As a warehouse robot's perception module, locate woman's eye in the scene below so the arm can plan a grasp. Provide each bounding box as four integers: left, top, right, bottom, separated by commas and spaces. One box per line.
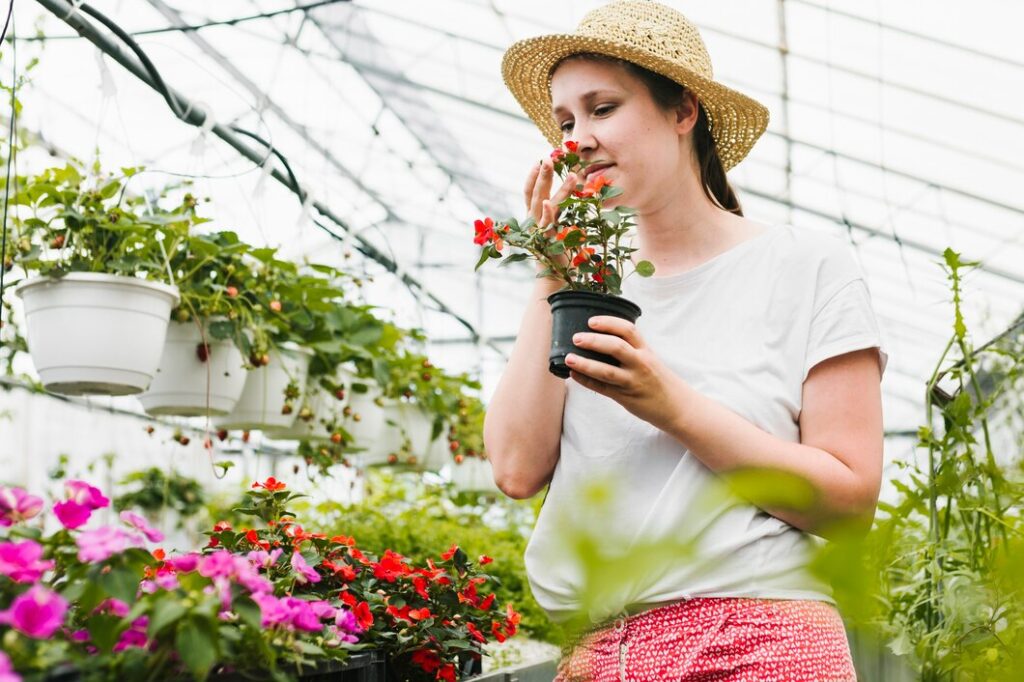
595, 105, 615, 116
559, 121, 574, 133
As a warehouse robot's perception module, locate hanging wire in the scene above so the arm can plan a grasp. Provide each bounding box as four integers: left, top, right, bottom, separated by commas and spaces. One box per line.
0, 0, 16, 345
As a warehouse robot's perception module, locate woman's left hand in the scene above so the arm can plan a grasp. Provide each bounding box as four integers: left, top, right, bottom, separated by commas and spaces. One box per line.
566, 315, 685, 430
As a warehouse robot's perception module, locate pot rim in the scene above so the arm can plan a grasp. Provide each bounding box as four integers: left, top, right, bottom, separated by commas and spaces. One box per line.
13, 271, 180, 302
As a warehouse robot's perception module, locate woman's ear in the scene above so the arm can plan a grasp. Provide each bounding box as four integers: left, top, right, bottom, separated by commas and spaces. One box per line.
673, 90, 700, 135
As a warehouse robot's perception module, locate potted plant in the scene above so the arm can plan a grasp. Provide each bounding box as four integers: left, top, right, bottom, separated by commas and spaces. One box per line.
473, 141, 654, 378
6, 162, 190, 395
138, 230, 258, 417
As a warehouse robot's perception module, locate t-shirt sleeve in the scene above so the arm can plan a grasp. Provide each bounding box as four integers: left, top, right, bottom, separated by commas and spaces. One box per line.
802, 245, 888, 382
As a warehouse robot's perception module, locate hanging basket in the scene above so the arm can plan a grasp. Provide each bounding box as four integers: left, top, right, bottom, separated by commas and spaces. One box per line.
365, 402, 446, 470
14, 273, 180, 396
213, 345, 313, 431
138, 320, 247, 416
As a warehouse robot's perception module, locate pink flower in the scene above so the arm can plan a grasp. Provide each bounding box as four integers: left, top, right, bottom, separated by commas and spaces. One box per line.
166, 553, 199, 573
94, 598, 130, 618
0, 585, 68, 639
290, 552, 321, 584
119, 511, 164, 543
64, 480, 110, 510
154, 572, 180, 591
53, 500, 92, 530
0, 486, 43, 527
0, 540, 54, 583
75, 526, 141, 562
335, 608, 362, 637
247, 548, 283, 570
0, 650, 20, 682
198, 550, 236, 578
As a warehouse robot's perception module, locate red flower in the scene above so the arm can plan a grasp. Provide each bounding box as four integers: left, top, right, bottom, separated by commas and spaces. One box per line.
413, 576, 430, 600
212, 521, 232, 532
572, 247, 596, 267
331, 534, 355, 546
491, 620, 507, 643
565, 140, 579, 153
252, 477, 286, 492
353, 600, 374, 630
478, 555, 493, 565
466, 622, 487, 643
386, 604, 412, 623
411, 649, 441, 674
339, 590, 357, 607
593, 265, 613, 284
479, 593, 496, 611
458, 582, 479, 607
438, 664, 456, 682
152, 548, 166, 561
373, 550, 411, 583
408, 607, 433, 621
473, 217, 497, 246
505, 603, 522, 637
550, 148, 565, 162
441, 544, 458, 561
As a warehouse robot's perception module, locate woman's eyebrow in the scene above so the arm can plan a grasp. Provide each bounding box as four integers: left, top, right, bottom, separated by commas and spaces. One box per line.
552, 90, 619, 116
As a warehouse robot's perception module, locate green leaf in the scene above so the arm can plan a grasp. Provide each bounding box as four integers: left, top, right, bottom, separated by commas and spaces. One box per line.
634, 260, 655, 277
87, 614, 123, 653
208, 319, 235, 340
474, 248, 492, 272
148, 599, 187, 638
176, 617, 218, 680
234, 596, 262, 630
498, 253, 531, 267
100, 565, 141, 604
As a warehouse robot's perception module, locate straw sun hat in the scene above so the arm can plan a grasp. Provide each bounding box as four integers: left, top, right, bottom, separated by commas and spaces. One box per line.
501, 0, 769, 171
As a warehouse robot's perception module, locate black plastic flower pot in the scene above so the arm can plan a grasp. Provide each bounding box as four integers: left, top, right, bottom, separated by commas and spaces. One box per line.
547, 289, 642, 379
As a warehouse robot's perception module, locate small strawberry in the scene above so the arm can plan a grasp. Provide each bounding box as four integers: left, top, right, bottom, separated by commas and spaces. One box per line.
196, 343, 210, 362
281, 404, 293, 416
217, 429, 228, 441
50, 235, 65, 249
330, 433, 343, 444
387, 453, 398, 465
226, 286, 239, 298
269, 300, 282, 312
241, 430, 251, 443
449, 441, 460, 452
334, 388, 345, 400
454, 454, 464, 464
421, 373, 432, 382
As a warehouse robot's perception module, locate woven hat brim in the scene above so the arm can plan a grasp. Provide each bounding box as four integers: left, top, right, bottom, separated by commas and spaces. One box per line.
502, 34, 769, 172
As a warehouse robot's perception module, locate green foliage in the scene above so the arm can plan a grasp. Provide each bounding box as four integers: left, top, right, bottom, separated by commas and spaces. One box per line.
113, 467, 206, 528
821, 248, 1024, 681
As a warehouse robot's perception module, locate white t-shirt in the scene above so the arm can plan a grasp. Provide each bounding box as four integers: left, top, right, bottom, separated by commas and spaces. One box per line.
524, 224, 889, 624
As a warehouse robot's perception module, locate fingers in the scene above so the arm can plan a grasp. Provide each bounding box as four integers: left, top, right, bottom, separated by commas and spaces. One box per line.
587, 317, 645, 349
529, 159, 555, 224
523, 162, 541, 210
565, 353, 630, 388
571, 331, 635, 362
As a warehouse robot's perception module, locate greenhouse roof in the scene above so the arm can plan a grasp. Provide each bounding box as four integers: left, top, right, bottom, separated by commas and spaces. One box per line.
9, 0, 1024, 442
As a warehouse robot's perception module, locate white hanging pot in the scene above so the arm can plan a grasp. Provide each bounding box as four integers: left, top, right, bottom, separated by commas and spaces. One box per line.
450, 457, 501, 494
213, 344, 313, 431
138, 320, 247, 416
13, 273, 180, 396
345, 379, 389, 465
370, 402, 445, 470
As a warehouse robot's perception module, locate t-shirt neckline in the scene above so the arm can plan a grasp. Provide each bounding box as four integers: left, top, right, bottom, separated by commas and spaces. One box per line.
627, 226, 778, 291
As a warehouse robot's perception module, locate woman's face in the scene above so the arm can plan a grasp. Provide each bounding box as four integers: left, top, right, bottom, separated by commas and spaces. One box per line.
549, 58, 692, 210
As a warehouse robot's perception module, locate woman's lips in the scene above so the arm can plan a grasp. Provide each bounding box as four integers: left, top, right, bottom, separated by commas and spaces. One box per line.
584, 163, 613, 179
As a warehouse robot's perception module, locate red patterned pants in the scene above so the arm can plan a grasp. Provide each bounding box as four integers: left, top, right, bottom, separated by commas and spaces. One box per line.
554, 598, 857, 681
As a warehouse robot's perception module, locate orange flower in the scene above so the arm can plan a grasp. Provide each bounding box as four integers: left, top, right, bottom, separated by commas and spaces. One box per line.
251, 477, 286, 492
572, 247, 595, 267
408, 607, 433, 621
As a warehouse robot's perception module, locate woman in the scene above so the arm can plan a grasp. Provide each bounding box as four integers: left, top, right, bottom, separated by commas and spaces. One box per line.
485, 1, 887, 680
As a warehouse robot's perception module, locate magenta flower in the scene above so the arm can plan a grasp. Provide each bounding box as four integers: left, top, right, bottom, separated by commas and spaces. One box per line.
0, 540, 54, 583
0, 650, 20, 682
53, 500, 92, 530
75, 526, 141, 562
119, 510, 164, 543
287, 598, 323, 632
94, 598, 130, 618
0, 585, 68, 639
252, 593, 291, 628
0, 486, 43, 527
290, 551, 321, 584
166, 553, 199, 573
247, 547, 283, 570
64, 480, 110, 510
198, 550, 236, 579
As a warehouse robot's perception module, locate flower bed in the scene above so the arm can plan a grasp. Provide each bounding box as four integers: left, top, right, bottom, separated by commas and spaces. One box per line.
0, 477, 521, 681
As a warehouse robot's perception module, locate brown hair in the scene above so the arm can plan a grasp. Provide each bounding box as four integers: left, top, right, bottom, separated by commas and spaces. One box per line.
556, 54, 743, 216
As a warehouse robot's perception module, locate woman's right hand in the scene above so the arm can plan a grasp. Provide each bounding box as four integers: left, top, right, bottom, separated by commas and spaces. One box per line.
524, 158, 577, 271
